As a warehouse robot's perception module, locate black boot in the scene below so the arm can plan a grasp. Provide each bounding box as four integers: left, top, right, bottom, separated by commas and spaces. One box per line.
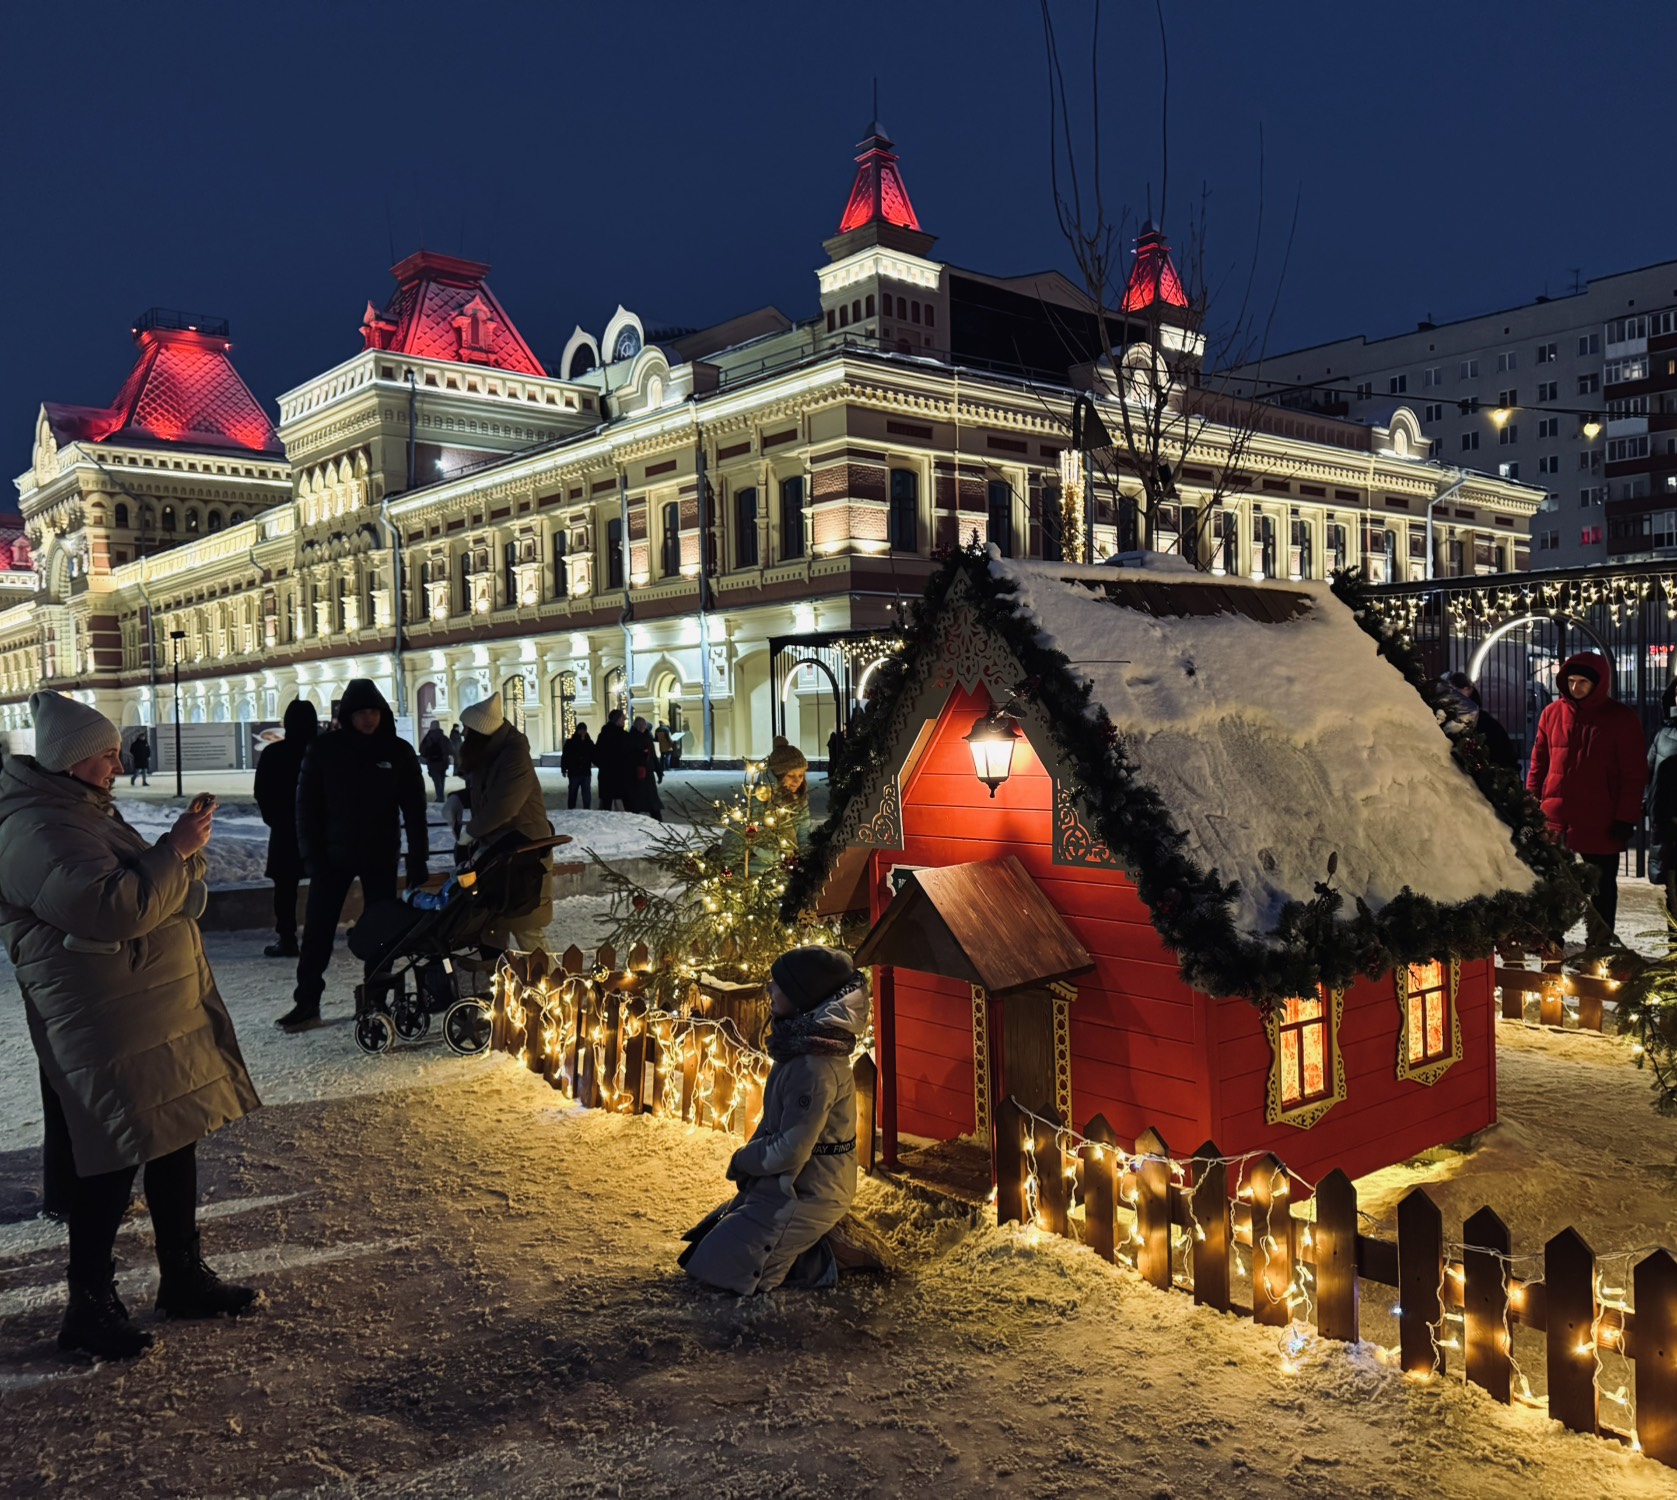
58, 1267, 152, 1359
275, 1002, 322, 1033
263, 936, 299, 959
155, 1234, 258, 1319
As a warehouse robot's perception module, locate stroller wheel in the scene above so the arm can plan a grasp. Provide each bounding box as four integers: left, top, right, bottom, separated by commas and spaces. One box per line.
394, 1002, 431, 1041
443, 998, 494, 1056
354, 1012, 397, 1055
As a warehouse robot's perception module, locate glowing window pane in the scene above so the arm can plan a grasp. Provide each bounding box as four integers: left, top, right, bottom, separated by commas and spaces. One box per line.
1281, 1028, 1302, 1103
1277, 988, 1331, 1106
1408, 991, 1427, 1063
1404, 961, 1450, 1065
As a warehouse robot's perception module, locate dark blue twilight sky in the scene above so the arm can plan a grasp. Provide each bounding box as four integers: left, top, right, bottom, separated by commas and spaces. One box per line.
4, 0, 1675, 480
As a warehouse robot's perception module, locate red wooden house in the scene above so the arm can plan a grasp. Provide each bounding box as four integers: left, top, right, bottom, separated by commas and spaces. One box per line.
789, 551, 1565, 1187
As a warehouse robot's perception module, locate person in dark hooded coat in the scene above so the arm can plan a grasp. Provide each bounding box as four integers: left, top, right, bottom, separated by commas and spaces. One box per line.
594, 708, 631, 811
280, 679, 427, 1031
1527, 651, 1646, 941
680, 946, 869, 1295
253, 698, 318, 959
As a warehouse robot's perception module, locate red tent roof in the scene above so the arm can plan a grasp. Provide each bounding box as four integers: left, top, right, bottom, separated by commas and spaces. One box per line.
837, 123, 921, 235
360, 251, 545, 376
1120, 223, 1190, 314
44, 321, 280, 455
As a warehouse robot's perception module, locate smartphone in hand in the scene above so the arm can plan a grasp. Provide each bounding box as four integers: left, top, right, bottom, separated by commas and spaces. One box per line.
189, 793, 218, 815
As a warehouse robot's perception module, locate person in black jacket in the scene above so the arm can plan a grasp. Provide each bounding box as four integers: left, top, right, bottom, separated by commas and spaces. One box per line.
1440, 672, 1519, 771
626, 715, 664, 821
127, 732, 151, 787
277, 679, 427, 1033
594, 708, 630, 811
560, 722, 594, 809
253, 698, 318, 959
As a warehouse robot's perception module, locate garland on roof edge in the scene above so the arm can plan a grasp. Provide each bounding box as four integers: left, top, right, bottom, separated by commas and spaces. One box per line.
783, 547, 1587, 1006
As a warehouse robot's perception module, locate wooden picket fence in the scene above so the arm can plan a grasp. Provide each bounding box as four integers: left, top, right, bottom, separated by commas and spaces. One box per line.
1495, 945, 1619, 1033
488, 943, 877, 1164
993, 1101, 1677, 1468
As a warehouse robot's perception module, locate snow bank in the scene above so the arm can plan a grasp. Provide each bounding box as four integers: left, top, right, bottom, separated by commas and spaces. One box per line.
993, 557, 1535, 936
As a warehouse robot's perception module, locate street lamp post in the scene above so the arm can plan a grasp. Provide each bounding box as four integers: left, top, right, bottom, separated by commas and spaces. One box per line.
169, 630, 187, 798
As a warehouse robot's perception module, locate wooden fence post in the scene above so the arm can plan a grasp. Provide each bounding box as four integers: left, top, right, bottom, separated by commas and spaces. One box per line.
623, 1000, 648, 1113
1463, 1205, 1512, 1403
995, 1097, 1027, 1227
1082, 1114, 1118, 1264
1250, 1154, 1292, 1328
1191, 1140, 1230, 1313
1313, 1169, 1359, 1343
853, 1054, 878, 1175
1634, 1249, 1677, 1465
1135, 1127, 1172, 1292
1544, 1226, 1598, 1436
1398, 1188, 1445, 1377
1037, 1121, 1071, 1240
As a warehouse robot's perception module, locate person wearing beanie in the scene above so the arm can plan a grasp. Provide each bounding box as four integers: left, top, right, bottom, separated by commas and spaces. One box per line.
1527, 651, 1647, 943
453, 693, 554, 951
680, 945, 870, 1294
1437, 671, 1517, 771
253, 698, 319, 958
0, 691, 260, 1359
282, 678, 428, 1031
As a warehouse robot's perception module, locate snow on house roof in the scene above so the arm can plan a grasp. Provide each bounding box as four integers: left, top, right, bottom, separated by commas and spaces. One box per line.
991, 555, 1535, 935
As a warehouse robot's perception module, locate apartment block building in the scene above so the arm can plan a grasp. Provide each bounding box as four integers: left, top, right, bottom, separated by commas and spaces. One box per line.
1228, 261, 1677, 568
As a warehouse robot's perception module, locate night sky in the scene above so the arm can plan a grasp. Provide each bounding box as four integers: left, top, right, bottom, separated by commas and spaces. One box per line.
6, 0, 1676, 490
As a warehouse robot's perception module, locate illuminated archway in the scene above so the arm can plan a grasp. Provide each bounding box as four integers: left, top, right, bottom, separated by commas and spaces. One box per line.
1466, 612, 1614, 692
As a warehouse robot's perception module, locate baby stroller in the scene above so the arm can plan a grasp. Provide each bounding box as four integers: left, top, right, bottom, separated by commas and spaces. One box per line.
348, 829, 570, 1056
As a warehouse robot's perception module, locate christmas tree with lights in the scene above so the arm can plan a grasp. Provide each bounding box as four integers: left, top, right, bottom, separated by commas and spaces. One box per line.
593, 768, 846, 1009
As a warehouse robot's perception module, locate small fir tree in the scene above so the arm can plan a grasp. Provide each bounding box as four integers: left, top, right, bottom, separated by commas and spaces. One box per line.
594, 770, 846, 1007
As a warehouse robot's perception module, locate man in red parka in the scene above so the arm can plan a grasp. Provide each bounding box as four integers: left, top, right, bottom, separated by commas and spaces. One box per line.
1527, 651, 1647, 941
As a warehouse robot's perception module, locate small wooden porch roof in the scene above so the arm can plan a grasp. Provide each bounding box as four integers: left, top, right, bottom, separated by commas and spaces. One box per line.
854, 856, 1095, 996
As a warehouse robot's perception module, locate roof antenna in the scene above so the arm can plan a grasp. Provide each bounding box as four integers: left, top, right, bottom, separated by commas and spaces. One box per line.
383, 194, 396, 266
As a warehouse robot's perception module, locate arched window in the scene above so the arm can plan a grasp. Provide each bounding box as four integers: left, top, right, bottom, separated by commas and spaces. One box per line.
865, 294, 875, 318
114, 503, 129, 529
207, 510, 223, 532
230, 511, 244, 524
897, 297, 908, 320
161, 506, 176, 531
185, 509, 201, 533
839, 304, 849, 328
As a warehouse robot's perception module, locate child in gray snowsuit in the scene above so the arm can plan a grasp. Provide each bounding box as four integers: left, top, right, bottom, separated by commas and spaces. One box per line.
680, 947, 868, 1294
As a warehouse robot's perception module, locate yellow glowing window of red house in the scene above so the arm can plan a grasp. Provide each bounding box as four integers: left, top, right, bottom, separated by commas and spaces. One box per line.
1278, 990, 1330, 1106
1406, 961, 1450, 1065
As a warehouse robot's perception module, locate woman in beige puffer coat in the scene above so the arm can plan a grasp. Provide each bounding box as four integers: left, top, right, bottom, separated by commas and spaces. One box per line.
457, 692, 554, 950
0, 692, 261, 1360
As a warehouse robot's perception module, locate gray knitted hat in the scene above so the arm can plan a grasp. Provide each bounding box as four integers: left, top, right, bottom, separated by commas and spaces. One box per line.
29, 691, 120, 773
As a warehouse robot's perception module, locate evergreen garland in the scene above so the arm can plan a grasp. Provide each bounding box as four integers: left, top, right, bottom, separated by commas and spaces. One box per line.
784, 547, 1587, 1005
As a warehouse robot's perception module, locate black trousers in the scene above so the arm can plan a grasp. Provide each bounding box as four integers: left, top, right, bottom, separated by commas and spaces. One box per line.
427, 767, 446, 803
42, 1074, 196, 1281
272, 870, 299, 943
566, 777, 591, 809
295, 864, 397, 1010
1579, 852, 1621, 939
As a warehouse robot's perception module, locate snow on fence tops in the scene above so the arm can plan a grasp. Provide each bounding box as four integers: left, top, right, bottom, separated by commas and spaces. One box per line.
991, 556, 1535, 938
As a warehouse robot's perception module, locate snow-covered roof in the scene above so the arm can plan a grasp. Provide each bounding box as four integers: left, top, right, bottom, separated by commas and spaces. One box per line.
787, 548, 1573, 1003
991, 556, 1534, 935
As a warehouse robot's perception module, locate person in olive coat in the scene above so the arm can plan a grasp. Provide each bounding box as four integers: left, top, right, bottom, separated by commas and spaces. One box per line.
0, 692, 260, 1359
680, 947, 868, 1294
253, 698, 318, 958
281, 679, 428, 1031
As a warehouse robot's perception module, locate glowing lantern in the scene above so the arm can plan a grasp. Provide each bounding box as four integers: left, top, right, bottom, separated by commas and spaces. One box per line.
964, 710, 1021, 797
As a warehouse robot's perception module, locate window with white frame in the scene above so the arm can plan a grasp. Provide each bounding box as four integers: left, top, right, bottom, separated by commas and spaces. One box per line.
1539, 454, 1560, 474
1354, 381, 1373, 401
1538, 380, 1559, 402
1656, 312, 1677, 337
1579, 372, 1601, 395
1460, 358, 1480, 379
1605, 355, 1651, 385
1498, 387, 1517, 408
1654, 512, 1677, 549
1536, 342, 1557, 363
1579, 450, 1602, 471
1608, 396, 1651, 419
1580, 486, 1606, 506
1389, 374, 1407, 394
1499, 461, 1520, 479
1579, 332, 1601, 356
1496, 351, 1517, 372
1424, 402, 1444, 423
1424, 367, 1442, 387
1461, 431, 1480, 451
1499, 424, 1519, 445
1607, 435, 1651, 463
1608, 315, 1650, 344
1538, 416, 1560, 438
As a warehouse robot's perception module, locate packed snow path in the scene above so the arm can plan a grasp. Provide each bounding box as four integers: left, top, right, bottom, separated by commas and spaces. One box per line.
3, 929, 1677, 1495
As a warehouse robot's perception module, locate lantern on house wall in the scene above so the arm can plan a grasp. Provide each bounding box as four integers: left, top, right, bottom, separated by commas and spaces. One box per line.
964, 709, 1021, 796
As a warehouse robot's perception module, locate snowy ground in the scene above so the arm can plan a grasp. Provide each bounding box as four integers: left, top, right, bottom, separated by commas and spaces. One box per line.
4, 898, 1677, 1494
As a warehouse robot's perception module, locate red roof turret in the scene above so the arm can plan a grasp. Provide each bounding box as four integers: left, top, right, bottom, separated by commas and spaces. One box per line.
1121, 222, 1190, 314
360, 251, 545, 375
837, 121, 921, 235
43, 313, 280, 454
